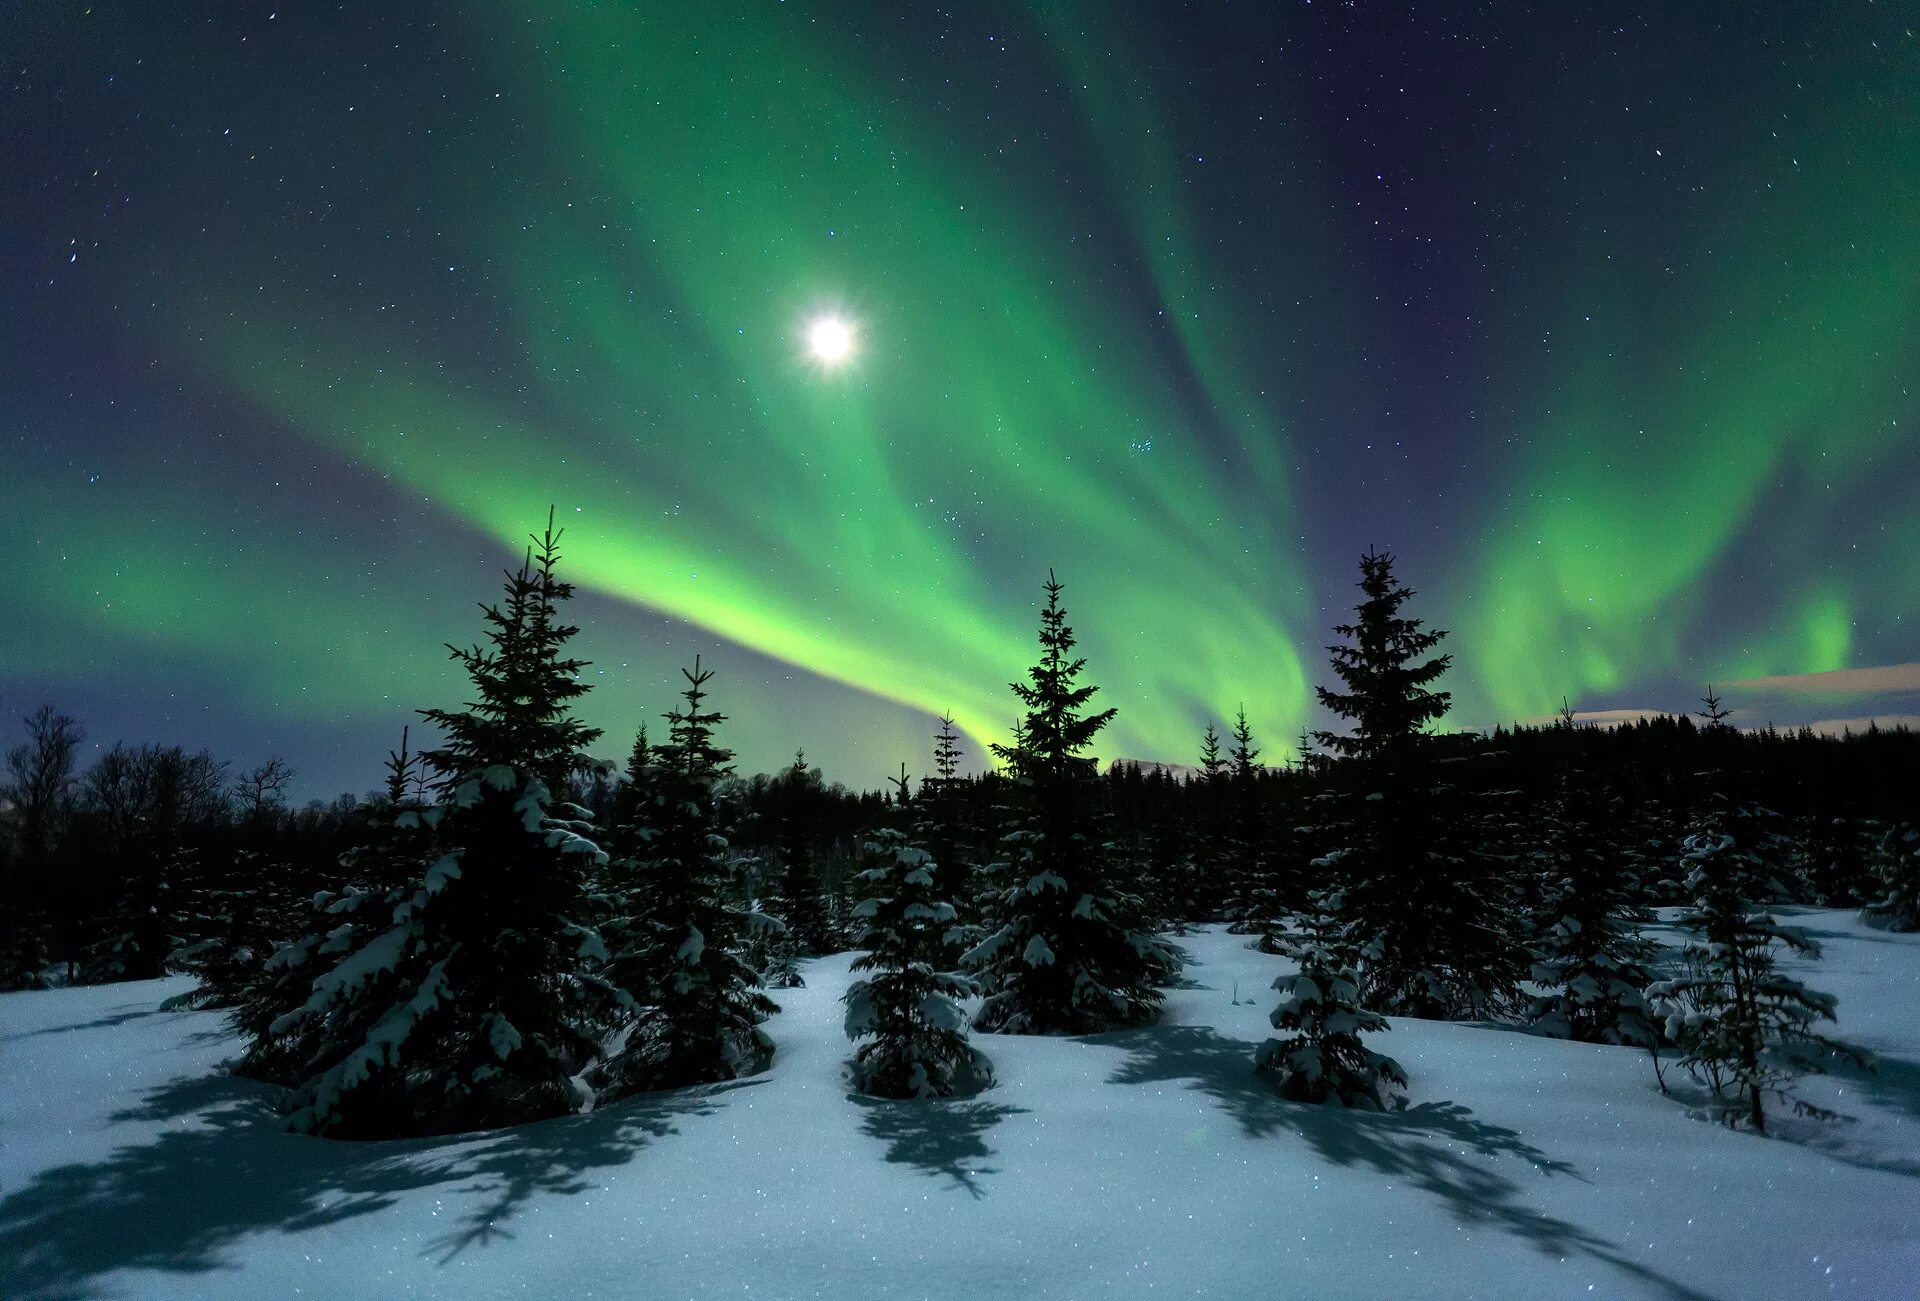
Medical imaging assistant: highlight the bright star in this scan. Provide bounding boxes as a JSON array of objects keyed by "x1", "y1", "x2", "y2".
[{"x1": 805, "y1": 314, "x2": 856, "y2": 367}]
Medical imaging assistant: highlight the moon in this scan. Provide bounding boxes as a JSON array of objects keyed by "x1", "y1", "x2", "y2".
[{"x1": 805, "y1": 314, "x2": 856, "y2": 367}]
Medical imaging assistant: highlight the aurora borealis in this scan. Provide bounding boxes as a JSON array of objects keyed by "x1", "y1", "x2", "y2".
[{"x1": 4, "y1": 3, "x2": 1916, "y2": 796}]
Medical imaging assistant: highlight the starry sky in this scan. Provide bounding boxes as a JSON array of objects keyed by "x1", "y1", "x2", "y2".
[{"x1": 4, "y1": 2, "x2": 1917, "y2": 798}]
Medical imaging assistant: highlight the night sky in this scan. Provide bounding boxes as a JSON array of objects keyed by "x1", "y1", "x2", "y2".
[{"x1": 5, "y1": 3, "x2": 1916, "y2": 798}]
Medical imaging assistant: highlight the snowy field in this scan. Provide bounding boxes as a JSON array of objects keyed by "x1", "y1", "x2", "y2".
[{"x1": 3, "y1": 914, "x2": 1917, "y2": 1300}]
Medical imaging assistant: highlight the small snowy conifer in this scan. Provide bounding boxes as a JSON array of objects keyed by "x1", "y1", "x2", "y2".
[
  {"x1": 1256, "y1": 893, "x2": 1406, "y2": 1107},
  {"x1": 1524, "y1": 767, "x2": 1658, "y2": 1045},
  {"x1": 1649, "y1": 793, "x2": 1862, "y2": 1132},
  {"x1": 1863, "y1": 825, "x2": 1920, "y2": 932},
  {"x1": 844, "y1": 826, "x2": 989, "y2": 1098}
]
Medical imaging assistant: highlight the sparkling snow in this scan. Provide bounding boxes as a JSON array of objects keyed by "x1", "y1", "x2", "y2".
[{"x1": 3, "y1": 911, "x2": 1916, "y2": 1298}]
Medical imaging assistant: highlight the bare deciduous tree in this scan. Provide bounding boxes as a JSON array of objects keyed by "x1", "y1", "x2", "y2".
[{"x1": 3, "y1": 705, "x2": 85, "y2": 858}]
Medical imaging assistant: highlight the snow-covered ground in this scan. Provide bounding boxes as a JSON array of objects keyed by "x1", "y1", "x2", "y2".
[{"x1": 4, "y1": 912, "x2": 1917, "y2": 1300}]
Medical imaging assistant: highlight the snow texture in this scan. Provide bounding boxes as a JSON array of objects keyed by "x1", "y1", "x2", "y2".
[{"x1": 3, "y1": 913, "x2": 1918, "y2": 1298}]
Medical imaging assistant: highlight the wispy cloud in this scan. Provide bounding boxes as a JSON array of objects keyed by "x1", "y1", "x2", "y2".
[{"x1": 1726, "y1": 662, "x2": 1920, "y2": 697}]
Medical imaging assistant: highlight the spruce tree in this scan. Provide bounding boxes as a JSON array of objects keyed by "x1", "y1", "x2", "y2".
[
  {"x1": 1788, "y1": 814, "x2": 1878, "y2": 907},
  {"x1": 1220, "y1": 707, "x2": 1273, "y2": 936},
  {"x1": 1315, "y1": 550, "x2": 1452, "y2": 764},
  {"x1": 844, "y1": 825, "x2": 989, "y2": 1098},
  {"x1": 597, "y1": 658, "x2": 779, "y2": 1095},
  {"x1": 1255, "y1": 891, "x2": 1406, "y2": 1107},
  {"x1": 266, "y1": 513, "x2": 612, "y2": 1137},
  {"x1": 966, "y1": 572, "x2": 1176, "y2": 1034},
  {"x1": 171, "y1": 852, "x2": 277, "y2": 1011},
  {"x1": 771, "y1": 750, "x2": 831, "y2": 959},
  {"x1": 236, "y1": 732, "x2": 435, "y2": 1088},
  {"x1": 174, "y1": 760, "x2": 302, "y2": 1011},
  {"x1": 1199, "y1": 723, "x2": 1225, "y2": 778},
  {"x1": 1523, "y1": 767, "x2": 1658, "y2": 1045},
  {"x1": 85, "y1": 846, "x2": 188, "y2": 984},
  {"x1": 1862, "y1": 824, "x2": 1920, "y2": 931},
  {"x1": 747, "y1": 752, "x2": 818, "y2": 990},
  {"x1": 584, "y1": 724, "x2": 661, "y2": 1010},
  {"x1": 1136, "y1": 779, "x2": 1195, "y2": 935},
  {"x1": 1312, "y1": 549, "x2": 1523, "y2": 1020},
  {"x1": 922, "y1": 714, "x2": 979, "y2": 966},
  {"x1": 1189, "y1": 722, "x2": 1230, "y2": 920},
  {"x1": 0, "y1": 906, "x2": 51, "y2": 992},
  {"x1": 1649, "y1": 791, "x2": 1861, "y2": 1132},
  {"x1": 81, "y1": 744, "x2": 225, "y2": 985}
]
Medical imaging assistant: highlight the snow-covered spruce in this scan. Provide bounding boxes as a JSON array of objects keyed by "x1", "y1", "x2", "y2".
[
  {"x1": 84, "y1": 844, "x2": 190, "y2": 985},
  {"x1": 744, "y1": 751, "x2": 829, "y2": 989},
  {"x1": 1255, "y1": 895, "x2": 1405, "y2": 1107},
  {"x1": 234, "y1": 736, "x2": 436, "y2": 1088},
  {"x1": 843, "y1": 827, "x2": 989, "y2": 1099},
  {"x1": 1311, "y1": 550, "x2": 1526, "y2": 1021},
  {"x1": 967, "y1": 573, "x2": 1177, "y2": 1035},
  {"x1": 1788, "y1": 814, "x2": 1881, "y2": 907},
  {"x1": 595, "y1": 658, "x2": 778, "y2": 1097},
  {"x1": 920, "y1": 713, "x2": 982, "y2": 969},
  {"x1": 1863, "y1": 824, "x2": 1920, "y2": 932},
  {"x1": 1523, "y1": 773, "x2": 1657, "y2": 1046},
  {"x1": 0, "y1": 908, "x2": 51, "y2": 992},
  {"x1": 770, "y1": 751, "x2": 834, "y2": 962},
  {"x1": 171, "y1": 848, "x2": 291, "y2": 1011},
  {"x1": 1648, "y1": 795, "x2": 1862, "y2": 1133},
  {"x1": 253, "y1": 515, "x2": 614, "y2": 1138}
]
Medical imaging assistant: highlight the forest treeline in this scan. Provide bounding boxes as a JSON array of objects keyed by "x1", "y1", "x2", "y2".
[{"x1": 3, "y1": 520, "x2": 1916, "y2": 1138}]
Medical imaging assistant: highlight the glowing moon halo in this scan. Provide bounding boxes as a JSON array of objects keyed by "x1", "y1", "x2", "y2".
[{"x1": 805, "y1": 314, "x2": 856, "y2": 367}]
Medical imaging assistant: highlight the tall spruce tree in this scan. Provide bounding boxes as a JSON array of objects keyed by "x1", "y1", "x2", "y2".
[
  {"x1": 966, "y1": 572, "x2": 1176, "y2": 1034},
  {"x1": 581, "y1": 722, "x2": 665, "y2": 1021},
  {"x1": 1189, "y1": 722, "x2": 1230, "y2": 920},
  {"x1": 1220, "y1": 707, "x2": 1273, "y2": 936},
  {"x1": 922, "y1": 714, "x2": 979, "y2": 966},
  {"x1": 774, "y1": 750, "x2": 831, "y2": 957},
  {"x1": 262, "y1": 513, "x2": 612, "y2": 1137},
  {"x1": 1313, "y1": 549, "x2": 1523, "y2": 1020},
  {"x1": 749, "y1": 751, "x2": 821, "y2": 989},
  {"x1": 597, "y1": 658, "x2": 779, "y2": 1095},
  {"x1": 1315, "y1": 550, "x2": 1452, "y2": 764}
]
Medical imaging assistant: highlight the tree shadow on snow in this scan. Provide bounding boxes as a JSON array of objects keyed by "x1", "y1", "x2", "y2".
[
  {"x1": 1726, "y1": 1050, "x2": 1920, "y2": 1182},
  {"x1": 1102, "y1": 1024, "x2": 1722, "y2": 1301},
  {"x1": 851, "y1": 1093, "x2": 1028, "y2": 1200},
  {"x1": 1787, "y1": 919, "x2": 1918, "y2": 950},
  {"x1": 0, "y1": 1065, "x2": 759, "y2": 1300},
  {"x1": 1, "y1": 1004, "x2": 162, "y2": 1043}
]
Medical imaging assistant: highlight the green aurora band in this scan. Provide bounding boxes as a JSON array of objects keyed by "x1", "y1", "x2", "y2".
[
  {"x1": 8, "y1": 3, "x2": 1916, "y2": 786},
  {"x1": 1461, "y1": 39, "x2": 1919, "y2": 722},
  {"x1": 185, "y1": 1, "x2": 1317, "y2": 766}
]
